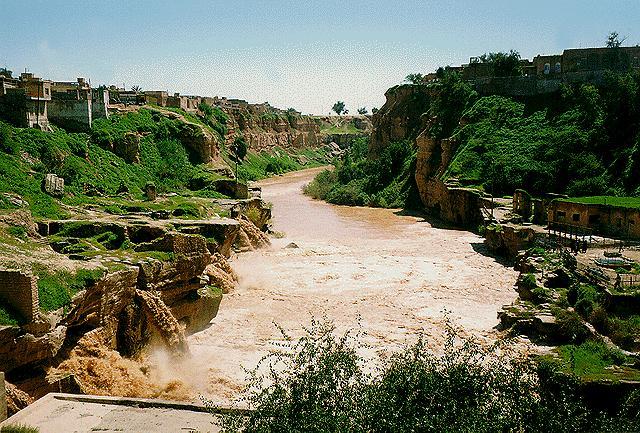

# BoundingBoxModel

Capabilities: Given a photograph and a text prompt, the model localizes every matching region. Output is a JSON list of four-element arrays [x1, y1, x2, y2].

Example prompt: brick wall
[[0, 270, 38, 323]]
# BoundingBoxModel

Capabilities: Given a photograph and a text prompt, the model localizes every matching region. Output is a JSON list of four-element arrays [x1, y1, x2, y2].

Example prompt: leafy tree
[[371, 107, 379, 114], [405, 73, 425, 84], [0, 68, 12, 78], [478, 50, 523, 77], [357, 107, 368, 115], [130, 85, 142, 93], [606, 31, 626, 48], [230, 136, 248, 184], [332, 101, 346, 116]]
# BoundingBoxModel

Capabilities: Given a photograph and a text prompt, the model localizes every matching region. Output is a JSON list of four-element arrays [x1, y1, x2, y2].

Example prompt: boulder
[[42, 174, 64, 197], [144, 182, 157, 201], [113, 131, 141, 163], [0, 325, 67, 372]]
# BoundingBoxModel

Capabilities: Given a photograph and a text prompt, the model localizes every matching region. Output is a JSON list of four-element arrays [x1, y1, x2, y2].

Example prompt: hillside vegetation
[[0, 107, 329, 219], [304, 137, 420, 208], [433, 70, 640, 196]]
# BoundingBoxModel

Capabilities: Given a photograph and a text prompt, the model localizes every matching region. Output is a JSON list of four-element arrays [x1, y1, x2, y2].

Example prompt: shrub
[[217, 319, 637, 432], [35, 267, 105, 312]]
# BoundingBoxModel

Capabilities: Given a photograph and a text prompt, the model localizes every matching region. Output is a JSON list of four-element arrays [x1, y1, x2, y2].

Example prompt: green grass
[[229, 147, 328, 182], [0, 303, 21, 326], [553, 340, 640, 381], [560, 196, 640, 209], [34, 266, 105, 312]]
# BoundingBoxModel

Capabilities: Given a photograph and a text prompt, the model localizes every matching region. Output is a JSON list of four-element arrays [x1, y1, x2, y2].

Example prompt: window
[[572, 213, 580, 222], [555, 62, 562, 73], [629, 220, 635, 225], [588, 214, 600, 224], [544, 63, 551, 75], [556, 211, 566, 220]]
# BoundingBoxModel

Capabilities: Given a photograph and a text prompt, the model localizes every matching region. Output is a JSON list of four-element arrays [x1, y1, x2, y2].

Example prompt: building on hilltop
[[0, 72, 52, 130], [48, 77, 109, 131], [0, 73, 109, 131], [431, 46, 640, 97]]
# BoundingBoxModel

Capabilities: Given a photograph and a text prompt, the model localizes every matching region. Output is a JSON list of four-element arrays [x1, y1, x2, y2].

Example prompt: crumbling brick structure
[[0, 270, 39, 324]]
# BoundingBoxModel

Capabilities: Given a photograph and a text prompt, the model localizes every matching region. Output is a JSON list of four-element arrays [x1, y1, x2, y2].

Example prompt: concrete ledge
[[0, 392, 250, 432]]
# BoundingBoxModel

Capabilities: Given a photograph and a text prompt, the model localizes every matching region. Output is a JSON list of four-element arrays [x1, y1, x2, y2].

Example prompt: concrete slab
[[0, 394, 222, 433]]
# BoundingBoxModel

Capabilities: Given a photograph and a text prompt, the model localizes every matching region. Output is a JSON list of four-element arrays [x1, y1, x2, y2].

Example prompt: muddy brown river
[[185, 167, 518, 404]]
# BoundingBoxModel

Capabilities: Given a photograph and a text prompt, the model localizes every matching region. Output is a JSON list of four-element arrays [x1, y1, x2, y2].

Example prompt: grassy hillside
[[438, 70, 640, 197], [304, 137, 420, 208]]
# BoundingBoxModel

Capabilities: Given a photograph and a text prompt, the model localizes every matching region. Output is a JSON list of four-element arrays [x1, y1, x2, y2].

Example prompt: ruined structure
[[0, 72, 51, 130], [547, 199, 640, 239], [0, 270, 38, 324]]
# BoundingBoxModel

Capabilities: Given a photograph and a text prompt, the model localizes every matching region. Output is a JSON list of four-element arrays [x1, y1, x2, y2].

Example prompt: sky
[[1, 0, 639, 114]]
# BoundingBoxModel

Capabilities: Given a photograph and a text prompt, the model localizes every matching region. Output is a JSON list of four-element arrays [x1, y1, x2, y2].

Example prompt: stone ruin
[[42, 174, 64, 198], [0, 269, 39, 324]]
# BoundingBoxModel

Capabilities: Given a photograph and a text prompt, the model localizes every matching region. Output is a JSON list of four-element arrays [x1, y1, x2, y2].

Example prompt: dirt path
[[187, 167, 518, 404]]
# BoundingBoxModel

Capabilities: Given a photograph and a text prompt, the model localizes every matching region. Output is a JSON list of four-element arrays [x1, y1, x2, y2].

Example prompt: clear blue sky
[[1, 0, 638, 114]]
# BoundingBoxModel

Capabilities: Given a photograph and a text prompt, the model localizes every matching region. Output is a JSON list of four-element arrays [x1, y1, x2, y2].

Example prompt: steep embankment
[[368, 69, 640, 226], [0, 108, 276, 415]]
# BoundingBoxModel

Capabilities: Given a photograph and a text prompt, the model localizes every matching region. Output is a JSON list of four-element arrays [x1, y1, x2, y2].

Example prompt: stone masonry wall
[[0, 270, 38, 323]]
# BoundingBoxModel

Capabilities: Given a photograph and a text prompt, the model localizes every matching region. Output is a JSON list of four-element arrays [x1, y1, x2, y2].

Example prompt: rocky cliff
[[370, 84, 486, 226], [370, 85, 435, 156], [222, 105, 322, 152], [0, 198, 272, 414]]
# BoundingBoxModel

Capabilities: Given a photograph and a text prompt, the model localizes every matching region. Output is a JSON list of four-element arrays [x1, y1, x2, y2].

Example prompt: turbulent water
[[187, 167, 519, 404]]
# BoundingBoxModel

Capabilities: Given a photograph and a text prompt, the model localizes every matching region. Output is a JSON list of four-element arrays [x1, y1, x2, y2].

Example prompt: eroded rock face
[[370, 84, 435, 156], [484, 225, 537, 259], [0, 325, 67, 372], [5, 380, 33, 416], [224, 107, 322, 153]]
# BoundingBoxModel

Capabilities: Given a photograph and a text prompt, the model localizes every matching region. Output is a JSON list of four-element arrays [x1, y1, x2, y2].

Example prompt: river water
[[187, 167, 518, 404]]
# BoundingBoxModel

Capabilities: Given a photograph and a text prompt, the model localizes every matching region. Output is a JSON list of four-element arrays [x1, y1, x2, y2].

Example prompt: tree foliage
[[475, 50, 523, 77], [405, 73, 425, 84], [332, 101, 346, 116], [217, 319, 640, 433], [606, 31, 626, 48]]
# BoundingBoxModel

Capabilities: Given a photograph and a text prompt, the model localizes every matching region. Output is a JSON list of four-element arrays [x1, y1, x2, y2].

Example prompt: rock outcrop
[[370, 84, 435, 156], [42, 174, 64, 197]]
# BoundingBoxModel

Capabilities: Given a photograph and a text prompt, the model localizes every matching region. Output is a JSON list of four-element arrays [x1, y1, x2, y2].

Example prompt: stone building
[[143, 90, 168, 106], [547, 200, 640, 239], [0, 72, 51, 129]]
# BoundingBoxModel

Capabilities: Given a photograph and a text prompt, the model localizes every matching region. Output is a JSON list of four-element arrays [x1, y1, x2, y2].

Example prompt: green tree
[[478, 51, 523, 77], [332, 101, 346, 115], [405, 73, 425, 84], [357, 107, 368, 115], [606, 31, 626, 48]]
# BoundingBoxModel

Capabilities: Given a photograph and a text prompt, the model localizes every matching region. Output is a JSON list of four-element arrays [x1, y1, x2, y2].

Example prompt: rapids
[[188, 167, 518, 404]]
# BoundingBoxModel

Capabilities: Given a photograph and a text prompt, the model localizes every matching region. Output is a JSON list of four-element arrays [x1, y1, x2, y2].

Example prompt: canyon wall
[[370, 84, 484, 226]]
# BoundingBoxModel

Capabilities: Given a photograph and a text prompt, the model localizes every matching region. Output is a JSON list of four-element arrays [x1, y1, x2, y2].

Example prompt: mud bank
[[189, 167, 519, 404]]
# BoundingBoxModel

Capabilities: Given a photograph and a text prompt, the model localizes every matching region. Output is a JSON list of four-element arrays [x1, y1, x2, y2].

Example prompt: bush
[[217, 319, 637, 432], [0, 425, 40, 433]]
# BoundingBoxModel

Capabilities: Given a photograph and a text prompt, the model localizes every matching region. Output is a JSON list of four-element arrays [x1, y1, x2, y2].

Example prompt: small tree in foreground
[[210, 318, 640, 433]]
